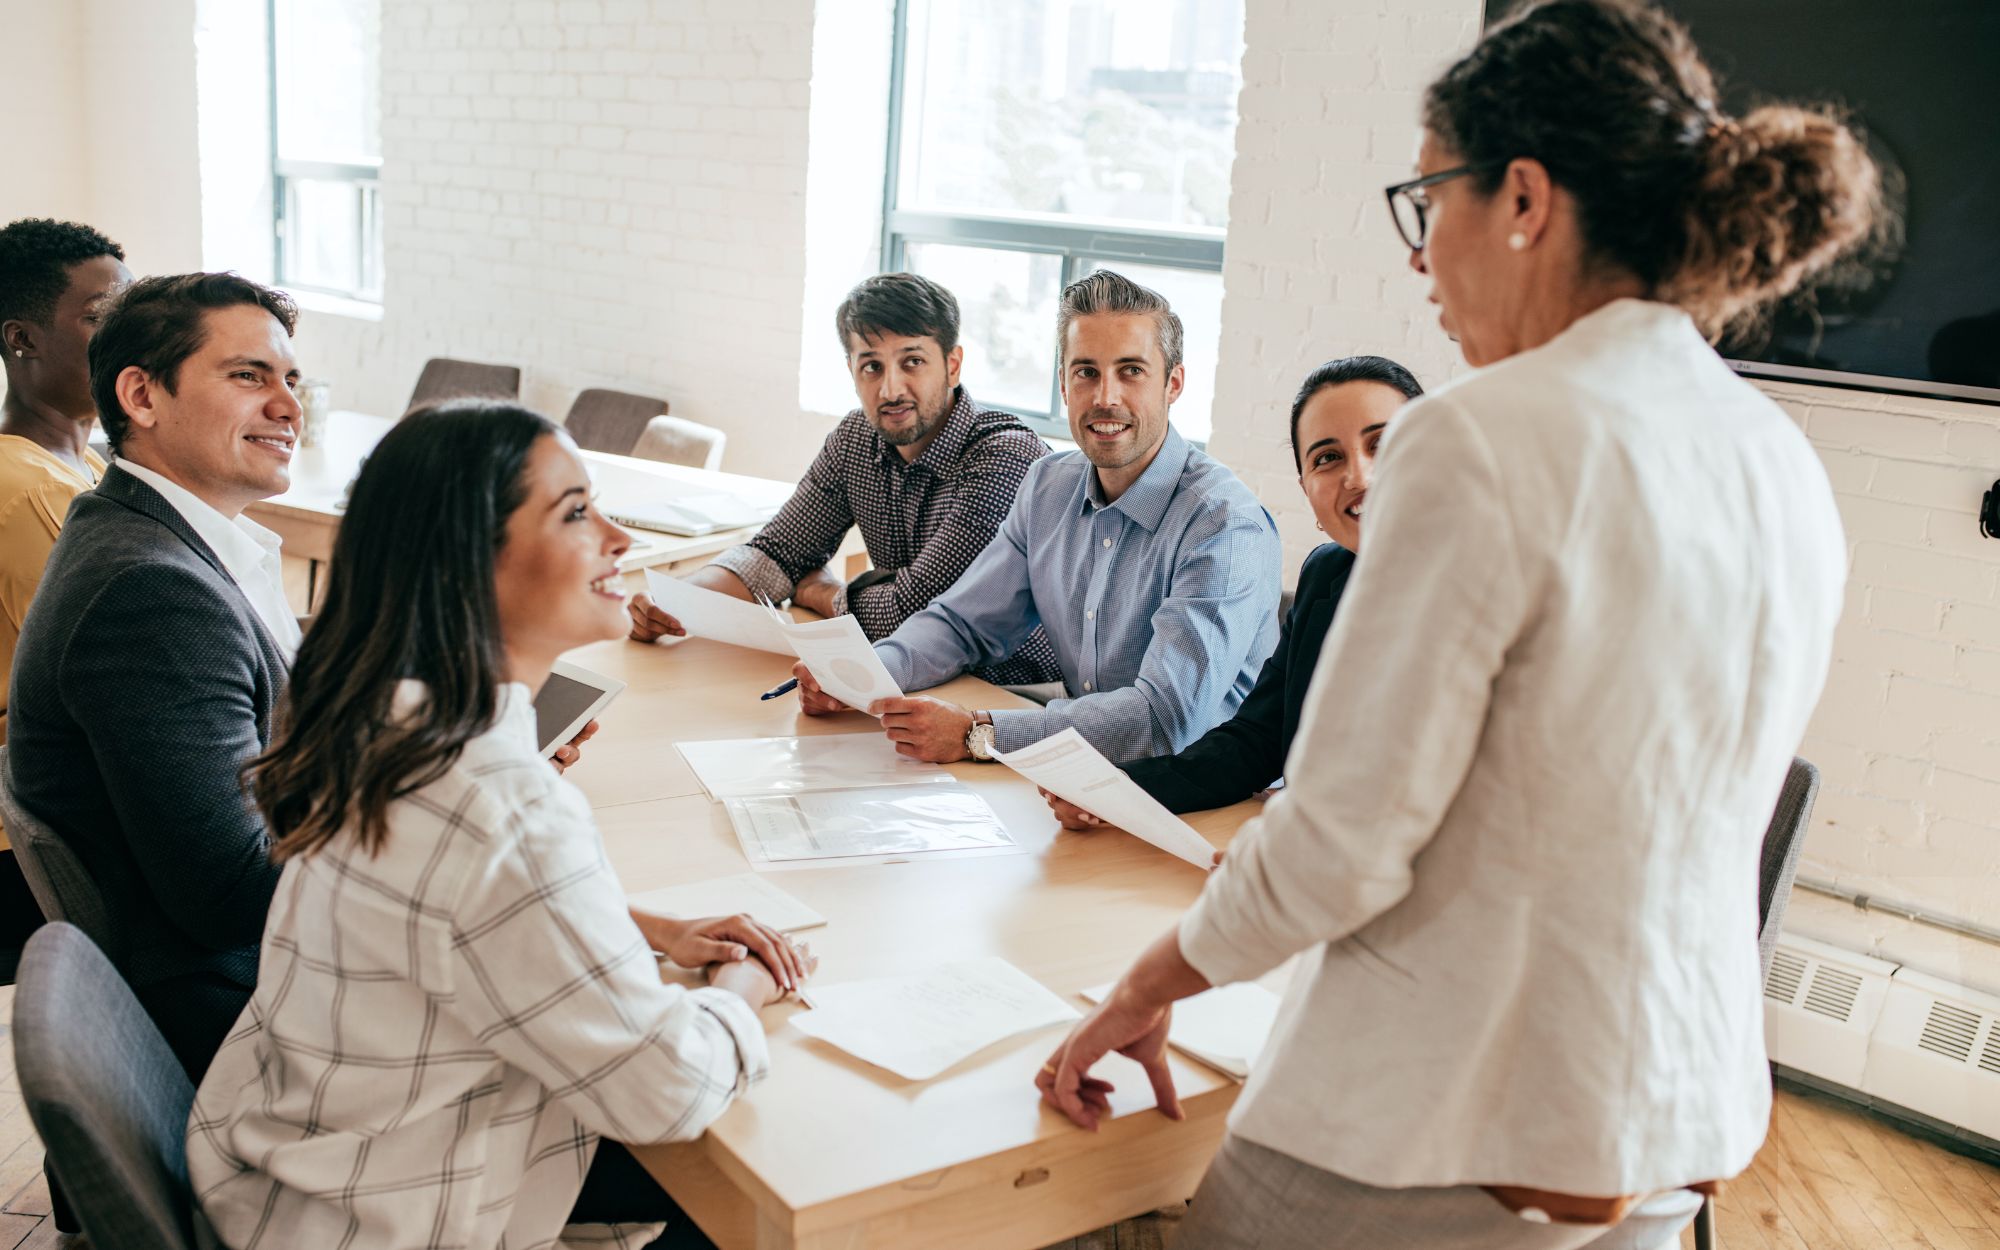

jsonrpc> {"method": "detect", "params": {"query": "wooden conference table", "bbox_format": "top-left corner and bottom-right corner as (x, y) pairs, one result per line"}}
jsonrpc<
(559, 619), (1268, 1250)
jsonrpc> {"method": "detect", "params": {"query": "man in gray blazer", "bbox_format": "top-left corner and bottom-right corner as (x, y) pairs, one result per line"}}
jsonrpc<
(7, 272), (304, 1081)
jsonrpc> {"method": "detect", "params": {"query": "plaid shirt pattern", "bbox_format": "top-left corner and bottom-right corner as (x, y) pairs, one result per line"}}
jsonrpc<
(709, 387), (1062, 686)
(187, 682), (768, 1250)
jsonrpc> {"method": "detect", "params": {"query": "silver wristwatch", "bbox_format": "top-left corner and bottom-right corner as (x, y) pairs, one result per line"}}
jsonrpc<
(964, 712), (998, 762)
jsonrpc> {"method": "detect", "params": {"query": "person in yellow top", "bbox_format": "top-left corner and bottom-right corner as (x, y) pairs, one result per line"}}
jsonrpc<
(1, 218), (130, 726)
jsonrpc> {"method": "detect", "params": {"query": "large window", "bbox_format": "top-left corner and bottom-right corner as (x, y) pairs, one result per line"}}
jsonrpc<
(883, 0), (1245, 443)
(269, 0), (382, 303)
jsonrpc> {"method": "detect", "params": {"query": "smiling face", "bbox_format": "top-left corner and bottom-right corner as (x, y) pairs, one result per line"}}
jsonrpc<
(493, 432), (633, 682)
(1294, 380), (1406, 553)
(115, 302), (303, 517)
(1060, 311), (1184, 492)
(847, 330), (962, 458)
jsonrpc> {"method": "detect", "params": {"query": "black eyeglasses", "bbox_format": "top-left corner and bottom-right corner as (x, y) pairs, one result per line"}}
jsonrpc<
(1383, 162), (1507, 252)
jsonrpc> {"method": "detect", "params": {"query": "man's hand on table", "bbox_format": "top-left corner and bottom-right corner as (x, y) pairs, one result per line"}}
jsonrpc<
(627, 565), (753, 643)
(549, 720), (598, 774)
(789, 566), (845, 618)
(875, 696), (974, 763)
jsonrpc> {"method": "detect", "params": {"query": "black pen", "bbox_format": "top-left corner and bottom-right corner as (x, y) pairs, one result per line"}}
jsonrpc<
(759, 677), (799, 701)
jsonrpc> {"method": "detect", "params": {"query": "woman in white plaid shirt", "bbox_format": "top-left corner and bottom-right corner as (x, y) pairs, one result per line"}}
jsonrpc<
(188, 401), (814, 1250)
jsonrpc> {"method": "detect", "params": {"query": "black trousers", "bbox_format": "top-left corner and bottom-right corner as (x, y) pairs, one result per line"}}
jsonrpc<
(568, 1141), (718, 1249)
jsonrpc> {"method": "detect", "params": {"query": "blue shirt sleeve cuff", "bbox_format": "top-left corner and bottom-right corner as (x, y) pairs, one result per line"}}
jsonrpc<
(989, 706), (1055, 753)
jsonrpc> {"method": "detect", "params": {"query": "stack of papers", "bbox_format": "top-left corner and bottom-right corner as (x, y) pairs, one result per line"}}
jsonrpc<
(677, 734), (949, 800)
(993, 728), (1219, 870)
(795, 957), (1080, 1080)
(1079, 981), (1282, 1080)
(642, 569), (904, 712)
(727, 783), (1018, 870)
(627, 872), (827, 933)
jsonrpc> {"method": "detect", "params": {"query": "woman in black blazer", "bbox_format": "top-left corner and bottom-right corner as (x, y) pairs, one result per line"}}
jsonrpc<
(1045, 355), (1424, 825)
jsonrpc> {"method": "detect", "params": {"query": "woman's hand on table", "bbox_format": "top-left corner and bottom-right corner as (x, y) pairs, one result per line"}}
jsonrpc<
(709, 940), (815, 1009)
(635, 909), (811, 992)
(1036, 985), (1180, 1132)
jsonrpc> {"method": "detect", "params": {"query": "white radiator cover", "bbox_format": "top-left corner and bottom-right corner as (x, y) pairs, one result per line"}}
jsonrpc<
(1764, 934), (2000, 1145)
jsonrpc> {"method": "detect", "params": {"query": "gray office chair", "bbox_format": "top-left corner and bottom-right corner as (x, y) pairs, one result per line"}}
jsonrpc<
(13, 922), (222, 1250)
(1691, 755), (1820, 1250)
(632, 414), (728, 472)
(0, 745), (122, 963)
(404, 357), (522, 415)
(564, 387), (670, 456)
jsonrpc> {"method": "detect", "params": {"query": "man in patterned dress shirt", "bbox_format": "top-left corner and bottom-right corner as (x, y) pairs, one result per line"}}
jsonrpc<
(627, 272), (1062, 685)
(793, 270), (1282, 767)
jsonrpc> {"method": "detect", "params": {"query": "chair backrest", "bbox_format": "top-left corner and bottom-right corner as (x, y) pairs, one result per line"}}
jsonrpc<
(631, 414), (727, 472)
(404, 357), (522, 416)
(13, 923), (217, 1250)
(0, 746), (122, 963)
(1756, 756), (1820, 978)
(565, 387), (670, 456)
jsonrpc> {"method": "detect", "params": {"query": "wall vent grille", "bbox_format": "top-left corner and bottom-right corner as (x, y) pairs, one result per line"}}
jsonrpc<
(1918, 1001), (1983, 1064)
(1803, 966), (1864, 1022)
(1766, 949), (1808, 1005)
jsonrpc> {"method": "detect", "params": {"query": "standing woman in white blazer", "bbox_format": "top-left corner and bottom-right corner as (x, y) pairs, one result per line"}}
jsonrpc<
(1036, 2), (1887, 1247)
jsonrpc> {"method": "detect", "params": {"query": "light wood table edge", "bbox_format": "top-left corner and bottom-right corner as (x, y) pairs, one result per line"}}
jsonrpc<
(637, 1082), (1236, 1250)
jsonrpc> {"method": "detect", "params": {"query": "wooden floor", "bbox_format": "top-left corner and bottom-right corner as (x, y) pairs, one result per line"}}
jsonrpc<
(2, 973), (1996, 1250)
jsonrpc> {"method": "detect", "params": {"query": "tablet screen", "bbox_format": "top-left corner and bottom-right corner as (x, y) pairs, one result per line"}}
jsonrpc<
(535, 670), (606, 753)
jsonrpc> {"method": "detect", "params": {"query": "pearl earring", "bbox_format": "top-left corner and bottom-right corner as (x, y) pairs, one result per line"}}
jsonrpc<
(11, 350), (20, 358)
(1507, 232), (1529, 252)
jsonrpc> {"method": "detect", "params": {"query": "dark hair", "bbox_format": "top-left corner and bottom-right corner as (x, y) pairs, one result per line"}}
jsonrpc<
(250, 401), (560, 862)
(1057, 269), (1184, 372)
(835, 272), (961, 355)
(1424, 0), (1884, 338)
(0, 218), (125, 328)
(1288, 356), (1424, 472)
(88, 272), (299, 454)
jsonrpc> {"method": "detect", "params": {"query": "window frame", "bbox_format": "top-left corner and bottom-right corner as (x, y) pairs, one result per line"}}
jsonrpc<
(879, 0), (1228, 444)
(267, 0), (385, 305)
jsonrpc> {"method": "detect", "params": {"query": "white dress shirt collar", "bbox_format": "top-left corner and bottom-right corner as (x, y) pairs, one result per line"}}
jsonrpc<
(115, 459), (303, 660)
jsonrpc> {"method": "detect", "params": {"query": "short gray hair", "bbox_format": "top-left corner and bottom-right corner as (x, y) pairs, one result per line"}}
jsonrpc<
(1056, 269), (1183, 373)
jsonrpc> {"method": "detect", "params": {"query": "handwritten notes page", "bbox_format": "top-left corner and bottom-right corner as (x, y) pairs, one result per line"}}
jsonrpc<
(1080, 981), (1282, 1080)
(676, 734), (946, 800)
(795, 957), (1081, 1080)
(992, 728), (1218, 870)
(626, 872), (827, 933)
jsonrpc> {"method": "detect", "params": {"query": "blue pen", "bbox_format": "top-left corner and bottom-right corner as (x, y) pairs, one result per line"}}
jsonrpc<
(759, 677), (799, 701)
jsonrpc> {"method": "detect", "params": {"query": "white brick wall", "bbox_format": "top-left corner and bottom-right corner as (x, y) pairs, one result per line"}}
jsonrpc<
(294, 0), (826, 481)
(1208, 0), (2000, 984)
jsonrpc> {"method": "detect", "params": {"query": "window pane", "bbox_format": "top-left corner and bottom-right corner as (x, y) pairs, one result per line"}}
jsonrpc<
(274, 0), (381, 165)
(285, 178), (382, 301)
(904, 242), (1063, 416)
(1088, 261), (1221, 445)
(898, 0), (1244, 230)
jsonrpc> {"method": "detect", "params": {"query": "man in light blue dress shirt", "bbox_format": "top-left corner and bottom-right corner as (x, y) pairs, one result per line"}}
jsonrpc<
(792, 270), (1281, 765)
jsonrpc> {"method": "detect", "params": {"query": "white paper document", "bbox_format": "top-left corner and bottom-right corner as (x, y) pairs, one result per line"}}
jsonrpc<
(775, 614), (905, 711)
(640, 571), (906, 712)
(795, 957), (1081, 1080)
(676, 734), (948, 800)
(992, 728), (1218, 870)
(1081, 981), (1281, 1080)
(627, 872), (827, 933)
(726, 783), (1018, 869)
(642, 568), (791, 654)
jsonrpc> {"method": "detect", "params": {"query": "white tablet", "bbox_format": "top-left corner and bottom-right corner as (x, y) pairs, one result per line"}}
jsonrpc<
(533, 660), (625, 759)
